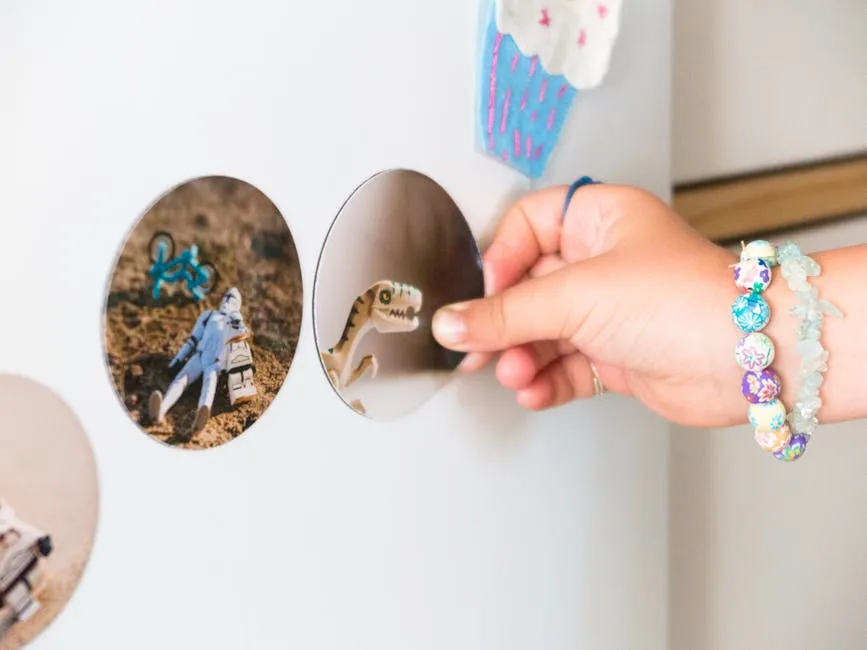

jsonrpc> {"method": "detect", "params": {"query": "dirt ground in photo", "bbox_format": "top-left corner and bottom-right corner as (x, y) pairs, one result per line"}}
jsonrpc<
(104, 176), (303, 449)
(0, 376), (99, 650)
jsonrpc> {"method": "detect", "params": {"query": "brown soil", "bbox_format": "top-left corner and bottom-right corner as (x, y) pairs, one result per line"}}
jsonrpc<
(104, 176), (303, 450)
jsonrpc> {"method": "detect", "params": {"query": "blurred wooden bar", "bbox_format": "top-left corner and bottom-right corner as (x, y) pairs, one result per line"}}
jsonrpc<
(673, 153), (867, 242)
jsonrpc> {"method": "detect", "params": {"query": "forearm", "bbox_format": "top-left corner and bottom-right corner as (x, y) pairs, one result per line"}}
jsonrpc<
(769, 244), (867, 425)
(720, 243), (867, 427)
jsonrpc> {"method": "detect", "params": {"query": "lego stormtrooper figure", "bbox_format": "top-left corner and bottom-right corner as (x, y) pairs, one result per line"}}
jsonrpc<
(149, 287), (257, 438)
(0, 500), (53, 632)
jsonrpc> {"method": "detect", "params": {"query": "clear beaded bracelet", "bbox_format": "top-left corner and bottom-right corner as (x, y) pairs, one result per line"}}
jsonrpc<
(732, 239), (841, 462)
(775, 241), (843, 438)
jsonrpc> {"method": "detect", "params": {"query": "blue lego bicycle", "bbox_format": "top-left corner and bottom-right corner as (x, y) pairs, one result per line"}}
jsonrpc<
(147, 231), (218, 302)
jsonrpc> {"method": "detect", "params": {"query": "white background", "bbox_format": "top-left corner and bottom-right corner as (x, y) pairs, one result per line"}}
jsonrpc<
(673, 0), (867, 183)
(1, 1), (671, 648)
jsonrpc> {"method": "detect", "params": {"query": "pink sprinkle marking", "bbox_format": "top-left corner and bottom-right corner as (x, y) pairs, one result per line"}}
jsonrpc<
(502, 150), (509, 161)
(520, 90), (529, 110)
(511, 53), (519, 73)
(531, 111), (538, 122)
(578, 29), (587, 47)
(539, 78), (548, 102)
(547, 108), (556, 130)
(514, 129), (521, 157)
(529, 56), (538, 78)
(598, 4), (608, 18)
(525, 135), (533, 159)
(558, 84), (568, 99)
(533, 145), (543, 161)
(500, 89), (511, 133)
(539, 8), (551, 27)
(487, 33), (502, 150)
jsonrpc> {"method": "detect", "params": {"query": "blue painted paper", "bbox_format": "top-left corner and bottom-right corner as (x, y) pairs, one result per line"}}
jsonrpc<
(477, 0), (578, 179)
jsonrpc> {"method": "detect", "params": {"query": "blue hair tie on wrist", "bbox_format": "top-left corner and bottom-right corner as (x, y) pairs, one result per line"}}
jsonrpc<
(563, 176), (602, 218)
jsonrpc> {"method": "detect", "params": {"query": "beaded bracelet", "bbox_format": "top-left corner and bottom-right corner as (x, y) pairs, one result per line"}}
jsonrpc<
(733, 239), (841, 462)
(732, 242), (798, 460)
(775, 241), (843, 438)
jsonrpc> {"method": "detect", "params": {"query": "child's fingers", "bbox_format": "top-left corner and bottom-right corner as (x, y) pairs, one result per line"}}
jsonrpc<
(516, 356), (630, 409)
(528, 254), (568, 278)
(432, 257), (607, 353)
(496, 343), (557, 390)
(495, 340), (577, 390)
(457, 351), (495, 373)
(482, 186), (572, 293)
(459, 257), (566, 375)
(515, 351), (599, 409)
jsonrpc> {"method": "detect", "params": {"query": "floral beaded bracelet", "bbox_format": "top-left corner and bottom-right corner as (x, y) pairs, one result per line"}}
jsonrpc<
(732, 240), (842, 462)
(732, 243), (798, 460)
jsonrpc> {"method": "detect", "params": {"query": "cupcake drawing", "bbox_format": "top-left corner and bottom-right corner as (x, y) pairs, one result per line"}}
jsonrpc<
(477, 0), (622, 178)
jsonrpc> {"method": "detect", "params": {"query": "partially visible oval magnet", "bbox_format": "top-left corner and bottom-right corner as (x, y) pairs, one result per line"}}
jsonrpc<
(0, 374), (99, 648)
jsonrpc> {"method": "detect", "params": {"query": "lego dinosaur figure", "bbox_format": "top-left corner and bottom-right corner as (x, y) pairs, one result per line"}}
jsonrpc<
(321, 280), (422, 414)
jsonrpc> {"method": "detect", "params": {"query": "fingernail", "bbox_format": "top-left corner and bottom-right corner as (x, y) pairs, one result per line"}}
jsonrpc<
(482, 262), (494, 296)
(458, 352), (486, 372)
(432, 307), (468, 345)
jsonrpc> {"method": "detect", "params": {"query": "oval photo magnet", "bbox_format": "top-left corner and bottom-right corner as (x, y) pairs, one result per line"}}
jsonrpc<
(103, 175), (303, 450)
(0, 374), (99, 650)
(314, 169), (485, 421)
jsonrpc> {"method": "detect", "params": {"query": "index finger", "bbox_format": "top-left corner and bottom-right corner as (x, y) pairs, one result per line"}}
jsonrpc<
(482, 185), (569, 294)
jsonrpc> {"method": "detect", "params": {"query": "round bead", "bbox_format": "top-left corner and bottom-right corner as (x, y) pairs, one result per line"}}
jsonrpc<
(741, 368), (782, 404)
(748, 399), (787, 431)
(774, 434), (809, 462)
(741, 239), (777, 267)
(735, 333), (776, 371)
(755, 423), (792, 453)
(731, 293), (771, 332)
(733, 258), (772, 294)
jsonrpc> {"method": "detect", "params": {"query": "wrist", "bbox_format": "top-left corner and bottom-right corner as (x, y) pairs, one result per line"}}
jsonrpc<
(710, 251), (754, 427)
(721, 243), (863, 431)
(792, 245), (866, 424)
(709, 244), (808, 429)
(756, 265), (801, 426)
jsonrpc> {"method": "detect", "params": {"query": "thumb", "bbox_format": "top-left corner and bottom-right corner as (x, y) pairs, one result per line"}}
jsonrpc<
(432, 261), (598, 352)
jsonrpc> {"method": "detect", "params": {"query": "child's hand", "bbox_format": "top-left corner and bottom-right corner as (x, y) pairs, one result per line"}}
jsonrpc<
(432, 184), (746, 428)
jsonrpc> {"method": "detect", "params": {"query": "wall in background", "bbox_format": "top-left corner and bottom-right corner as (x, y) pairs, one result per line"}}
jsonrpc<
(669, 215), (867, 650)
(1, 1), (673, 648)
(673, 1), (867, 184)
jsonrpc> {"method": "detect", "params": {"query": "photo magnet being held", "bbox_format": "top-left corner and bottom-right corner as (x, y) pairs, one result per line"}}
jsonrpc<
(314, 169), (485, 422)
